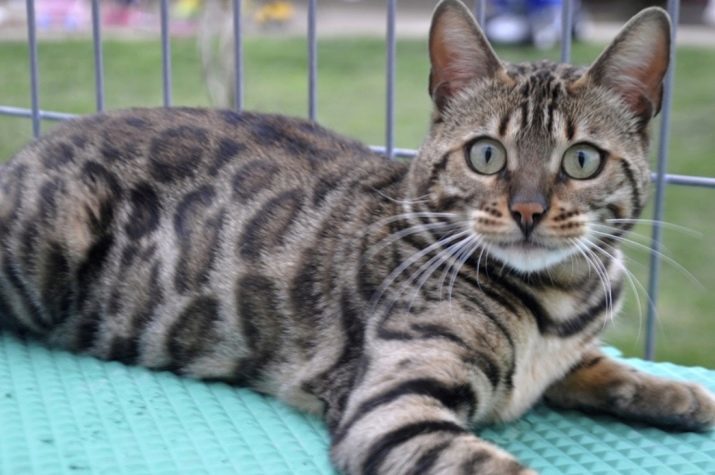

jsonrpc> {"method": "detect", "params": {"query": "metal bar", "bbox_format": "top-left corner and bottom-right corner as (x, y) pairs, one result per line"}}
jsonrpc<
(472, 0), (486, 26)
(160, 0), (172, 106)
(0, 106), (77, 121)
(385, 0), (396, 159)
(25, 0), (40, 137)
(560, 0), (573, 63)
(91, 0), (105, 112)
(232, 0), (244, 111)
(369, 145), (419, 159)
(644, 0), (679, 361)
(308, 0), (318, 121)
(658, 173), (715, 188)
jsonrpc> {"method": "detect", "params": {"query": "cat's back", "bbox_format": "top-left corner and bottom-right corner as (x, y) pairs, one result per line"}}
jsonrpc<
(1, 107), (398, 232)
(4, 107), (382, 194)
(0, 108), (407, 386)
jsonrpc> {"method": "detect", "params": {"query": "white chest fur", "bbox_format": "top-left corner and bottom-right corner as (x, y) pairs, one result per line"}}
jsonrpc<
(497, 334), (586, 421)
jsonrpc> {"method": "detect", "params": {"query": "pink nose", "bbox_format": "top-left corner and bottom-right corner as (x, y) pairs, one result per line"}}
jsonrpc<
(510, 202), (546, 237)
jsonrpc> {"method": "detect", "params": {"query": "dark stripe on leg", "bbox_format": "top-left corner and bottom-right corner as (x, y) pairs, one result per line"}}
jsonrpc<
(406, 439), (453, 475)
(41, 242), (73, 326)
(460, 449), (524, 475)
(362, 420), (467, 475)
(2, 258), (48, 331)
(73, 235), (114, 351)
(108, 262), (164, 364)
(166, 295), (220, 372)
(0, 290), (29, 335)
(334, 378), (476, 445)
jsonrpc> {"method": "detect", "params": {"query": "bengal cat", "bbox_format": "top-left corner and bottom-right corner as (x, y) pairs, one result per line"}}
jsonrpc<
(0, 1), (713, 473)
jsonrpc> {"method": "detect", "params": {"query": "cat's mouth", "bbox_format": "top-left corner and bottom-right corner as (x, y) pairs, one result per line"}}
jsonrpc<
(500, 240), (551, 251)
(483, 238), (578, 273)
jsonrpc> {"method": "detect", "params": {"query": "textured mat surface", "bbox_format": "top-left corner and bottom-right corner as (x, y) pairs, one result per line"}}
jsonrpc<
(1, 333), (714, 475)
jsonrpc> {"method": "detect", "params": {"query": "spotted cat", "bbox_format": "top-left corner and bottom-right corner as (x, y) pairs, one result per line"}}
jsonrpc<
(1, 1), (713, 474)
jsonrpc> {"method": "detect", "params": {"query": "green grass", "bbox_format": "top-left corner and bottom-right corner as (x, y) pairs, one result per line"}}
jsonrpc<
(1, 37), (714, 367)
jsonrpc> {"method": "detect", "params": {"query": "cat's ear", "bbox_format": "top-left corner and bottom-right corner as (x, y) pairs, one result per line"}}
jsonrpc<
(428, 0), (506, 111)
(579, 7), (671, 122)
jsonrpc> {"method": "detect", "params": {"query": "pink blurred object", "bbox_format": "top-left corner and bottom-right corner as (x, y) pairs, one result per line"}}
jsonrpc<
(105, 1), (148, 27)
(36, 0), (89, 30)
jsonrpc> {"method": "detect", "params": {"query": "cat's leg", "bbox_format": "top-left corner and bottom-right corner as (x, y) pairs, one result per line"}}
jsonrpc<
(329, 347), (534, 475)
(545, 346), (715, 431)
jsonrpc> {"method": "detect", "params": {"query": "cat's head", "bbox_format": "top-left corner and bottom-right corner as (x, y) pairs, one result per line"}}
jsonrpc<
(408, 0), (670, 274)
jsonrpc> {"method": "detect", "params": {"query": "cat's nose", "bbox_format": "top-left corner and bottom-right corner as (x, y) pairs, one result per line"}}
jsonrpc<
(510, 201), (546, 237)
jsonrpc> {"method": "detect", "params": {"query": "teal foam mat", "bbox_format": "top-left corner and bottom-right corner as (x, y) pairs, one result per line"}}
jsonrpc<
(1, 333), (714, 474)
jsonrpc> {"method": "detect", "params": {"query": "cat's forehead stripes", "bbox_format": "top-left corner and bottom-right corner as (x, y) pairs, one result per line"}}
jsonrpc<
(487, 61), (584, 151)
(506, 61), (581, 138)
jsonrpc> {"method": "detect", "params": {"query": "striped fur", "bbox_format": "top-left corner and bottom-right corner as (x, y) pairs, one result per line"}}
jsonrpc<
(0, 2), (713, 473)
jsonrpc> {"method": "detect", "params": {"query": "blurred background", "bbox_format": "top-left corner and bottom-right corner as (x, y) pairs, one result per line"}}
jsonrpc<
(0, 0), (714, 367)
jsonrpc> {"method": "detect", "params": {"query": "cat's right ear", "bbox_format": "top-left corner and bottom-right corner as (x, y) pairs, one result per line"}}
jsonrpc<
(576, 7), (671, 124)
(429, 0), (506, 112)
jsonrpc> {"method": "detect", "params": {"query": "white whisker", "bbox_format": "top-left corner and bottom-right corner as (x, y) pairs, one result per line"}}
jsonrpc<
(368, 188), (431, 206)
(364, 221), (462, 261)
(594, 223), (674, 254)
(404, 234), (476, 313)
(605, 218), (701, 237)
(589, 229), (704, 290)
(366, 211), (458, 231)
(584, 237), (655, 342)
(437, 234), (478, 298)
(447, 236), (482, 307)
(370, 229), (472, 310)
(571, 238), (614, 326)
(475, 244), (489, 290)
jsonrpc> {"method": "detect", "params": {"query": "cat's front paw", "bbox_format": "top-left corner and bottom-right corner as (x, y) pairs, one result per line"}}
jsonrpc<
(611, 377), (715, 432)
(670, 382), (715, 431)
(357, 431), (537, 475)
(433, 435), (537, 475)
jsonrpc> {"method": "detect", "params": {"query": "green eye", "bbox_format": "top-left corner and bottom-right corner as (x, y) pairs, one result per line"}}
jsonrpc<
(466, 138), (507, 175)
(562, 144), (603, 179)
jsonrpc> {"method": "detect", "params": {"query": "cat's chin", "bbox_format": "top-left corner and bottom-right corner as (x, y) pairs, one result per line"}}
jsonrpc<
(485, 242), (577, 274)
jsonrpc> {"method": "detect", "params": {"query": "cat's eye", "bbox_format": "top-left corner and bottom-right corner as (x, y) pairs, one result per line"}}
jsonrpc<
(466, 138), (507, 175)
(561, 144), (603, 180)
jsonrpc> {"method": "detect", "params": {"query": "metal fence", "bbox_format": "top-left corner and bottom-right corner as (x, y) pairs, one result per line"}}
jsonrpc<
(1, 0), (714, 360)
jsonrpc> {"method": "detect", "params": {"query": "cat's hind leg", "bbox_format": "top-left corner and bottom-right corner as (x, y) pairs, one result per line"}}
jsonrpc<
(545, 346), (715, 432)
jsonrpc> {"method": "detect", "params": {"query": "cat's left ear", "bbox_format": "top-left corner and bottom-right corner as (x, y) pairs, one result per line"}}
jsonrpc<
(578, 7), (671, 123)
(428, 0), (507, 111)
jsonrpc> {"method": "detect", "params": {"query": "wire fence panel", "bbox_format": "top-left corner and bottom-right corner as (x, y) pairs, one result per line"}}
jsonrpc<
(1, 0), (713, 360)
(90, 0), (105, 112)
(24, 0), (40, 137)
(232, 0), (244, 111)
(385, 0), (397, 160)
(560, 0), (573, 62)
(160, 0), (172, 106)
(645, 0), (681, 360)
(308, 0), (318, 121)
